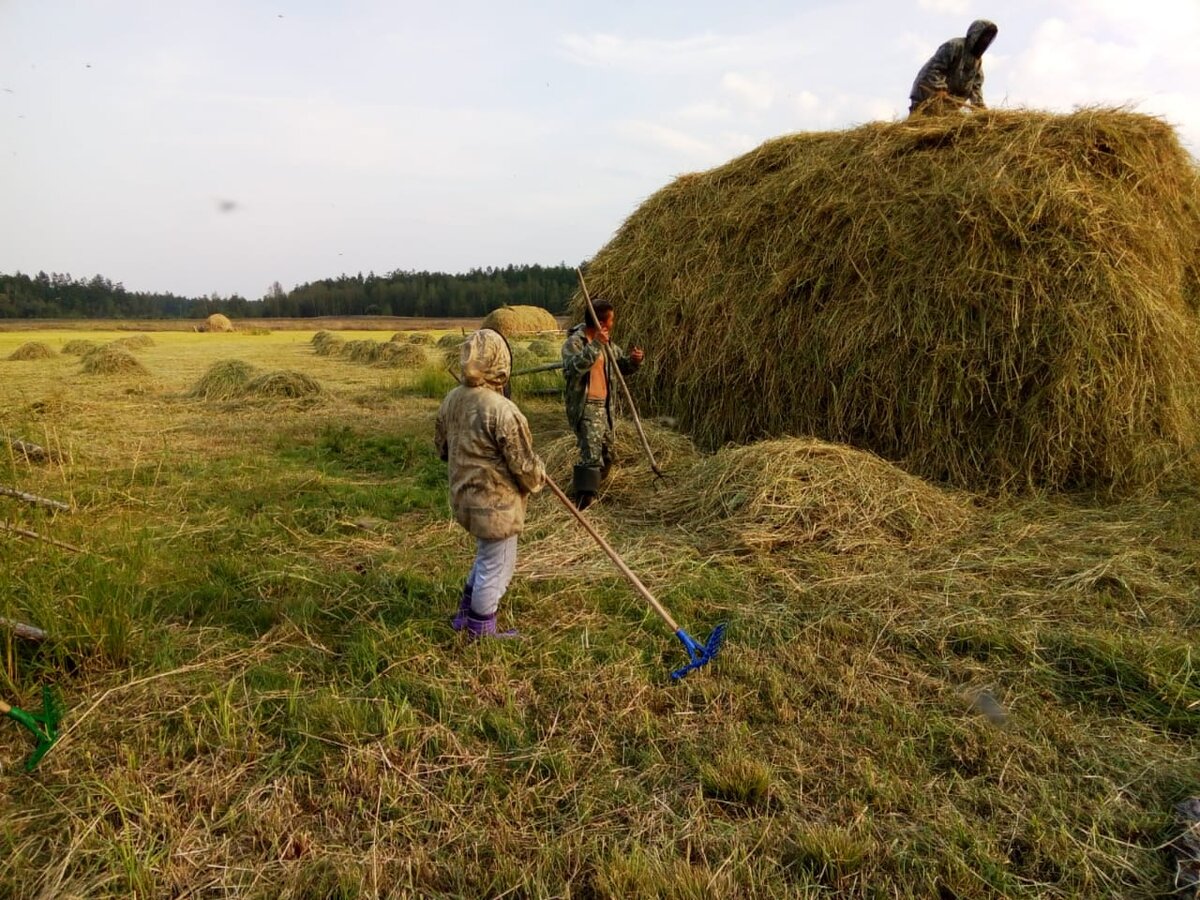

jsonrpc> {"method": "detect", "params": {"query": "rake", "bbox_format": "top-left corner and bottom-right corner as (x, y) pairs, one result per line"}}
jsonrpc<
(544, 476), (726, 680)
(0, 686), (61, 772)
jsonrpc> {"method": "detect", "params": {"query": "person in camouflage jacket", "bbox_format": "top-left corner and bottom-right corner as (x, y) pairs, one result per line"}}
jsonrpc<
(560, 298), (643, 510)
(909, 19), (998, 115)
(435, 328), (546, 638)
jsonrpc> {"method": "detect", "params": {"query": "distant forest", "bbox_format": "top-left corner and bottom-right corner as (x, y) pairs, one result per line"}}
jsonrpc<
(0, 264), (579, 319)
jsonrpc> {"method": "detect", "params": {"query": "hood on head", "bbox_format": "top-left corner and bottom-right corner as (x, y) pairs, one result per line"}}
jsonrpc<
(460, 328), (511, 388)
(966, 19), (997, 56)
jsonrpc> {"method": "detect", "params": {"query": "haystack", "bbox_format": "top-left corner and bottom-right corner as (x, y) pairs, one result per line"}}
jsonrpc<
(61, 339), (98, 356)
(437, 332), (466, 349)
(8, 342), (55, 361)
(199, 313), (234, 333)
(580, 109), (1200, 492)
(241, 371), (323, 399)
(376, 342), (427, 368)
(80, 346), (147, 375)
(480, 305), (558, 337)
(189, 359), (258, 400)
(111, 335), (156, 351)
(311, 331), (345, 356)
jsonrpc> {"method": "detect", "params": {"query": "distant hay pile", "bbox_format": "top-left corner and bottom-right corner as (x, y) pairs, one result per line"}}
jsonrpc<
(580, 109), (1200, 492)
(111, 335), (155, 351)
(392, 332), (432, 345)
(334, 338), (426, 368)
(8, 341), (55, 361)
(189, 359), (258, 400)
(480, 305), (559, 337)
(311, 331), (345, 356)
(199, 313), (234, 333)
(377, 342), (427, 367)
(241, 371), (323, 399)
(80, 345), (147, 375)
(61, 339), (98, 356)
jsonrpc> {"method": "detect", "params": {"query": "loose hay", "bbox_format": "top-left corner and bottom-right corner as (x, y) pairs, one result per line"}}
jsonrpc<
(61, 339), (99, 356)
(376, 342), (427, 368)
(580, 108), (1200, 493)
(241, 371), (323, 399)
(199, 313), (234, 333)
(110, 335), (156, 351)
(80, 346), (148, 376)
(7, 341), (55, 361)
(480, 305), (559, 337)
(437, 332), (466, 349)
(189, 359), (259, 400)
(311, 331), (345, 356)
(392, 332), (432, 345)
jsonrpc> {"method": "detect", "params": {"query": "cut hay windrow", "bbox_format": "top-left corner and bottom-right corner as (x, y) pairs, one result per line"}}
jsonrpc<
(61, 339), (98, 356)
(189, 359), (259, 400)
(579, 108), (1200, 493)
(480, 305), (559, 337)
(241, 371), (323, 399)
(80, 345), (148, 376)
(111, 335), (155, 351)
(7, 342), (55, 361)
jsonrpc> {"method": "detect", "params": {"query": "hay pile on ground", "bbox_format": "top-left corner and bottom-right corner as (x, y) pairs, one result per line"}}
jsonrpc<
(189, 359), (259, 400)
(580, 108), (1200, 492)
(80, 346), (147, 376)
(199, 313), (234, 333)
(7, 342), (55, 361)
(392, 332), (431, 345)
(61, 339), (98, 356)
(241, 371), (323, 399)
(311, 331), (345, 356)
(437, 332), (465, 349)
(480, 305), (559, 337)
(111, 335), (156, 351)
(376, 342), (427, 368)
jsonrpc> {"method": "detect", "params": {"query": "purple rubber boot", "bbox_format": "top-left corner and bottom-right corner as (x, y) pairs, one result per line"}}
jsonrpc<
(451, 581), (473, 632)
(465, 611), (518, 640)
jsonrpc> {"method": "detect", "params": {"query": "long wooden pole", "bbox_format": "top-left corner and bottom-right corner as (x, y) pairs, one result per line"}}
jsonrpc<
(543, 476), (679, 631)
(575, 268), (663, 478)
(0, 522), (83, 553)
(0, 486), (70, 512)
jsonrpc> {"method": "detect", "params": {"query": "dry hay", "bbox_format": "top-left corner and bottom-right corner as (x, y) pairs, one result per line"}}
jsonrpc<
(199, 313), (234, 333)
(311, 331), (345, 356)
(189, 359), (259, 400)
(341, 340), (384, 364)
(526, 338), (556, 359)
(376, 342), (427, 368)
(7, 341), (55, 361)
(437, 332), (466, 349)
(61, 339), (99, 356)
(579, 108), (1200, 493)
(479, 305), (558, 337)
(241, 371), (323, 399)
(80, 345), (148, 376)
(391, 332), (432, 345)
(110, 334), (156, 351)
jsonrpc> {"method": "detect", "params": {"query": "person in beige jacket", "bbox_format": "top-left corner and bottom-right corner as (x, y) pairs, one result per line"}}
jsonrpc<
(435, 328), (546, 638)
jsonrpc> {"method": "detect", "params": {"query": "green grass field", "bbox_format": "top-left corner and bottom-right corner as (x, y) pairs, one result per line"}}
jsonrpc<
(0, 326), (1197, 898)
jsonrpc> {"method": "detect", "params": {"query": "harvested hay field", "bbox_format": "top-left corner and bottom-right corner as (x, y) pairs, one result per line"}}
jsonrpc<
(198, 313), (234, 333)
(7, 341), (55, 361)
(111, 334), (156, 351)
(581, 108), (1200, 493)
(241, 371), (323, 399)
(80, 345), (148, 375)
(479, 305), (559, 337)
(189, 359), (258, 400)
(61, 339), (99, 356)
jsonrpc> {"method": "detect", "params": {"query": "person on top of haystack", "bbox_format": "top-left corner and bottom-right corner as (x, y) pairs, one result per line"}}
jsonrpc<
(435, 328), (546, 639)
(909, 19), (998, 115)
(561, 298), (644, 511)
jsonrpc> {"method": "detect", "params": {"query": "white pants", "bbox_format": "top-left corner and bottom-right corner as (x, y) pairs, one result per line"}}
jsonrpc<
(467, 534), (518, 616)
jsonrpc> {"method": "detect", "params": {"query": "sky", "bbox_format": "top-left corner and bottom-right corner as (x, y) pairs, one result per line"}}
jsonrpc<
(1, 0), (1198, 300)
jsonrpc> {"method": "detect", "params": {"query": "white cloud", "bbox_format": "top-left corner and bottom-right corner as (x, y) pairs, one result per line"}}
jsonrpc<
(615, 120), (718, 161)
(558, 32), (743, 74)
(918, 0), (970, 14)
(676, 101), (732, 121)
(721, 72), (776, 111)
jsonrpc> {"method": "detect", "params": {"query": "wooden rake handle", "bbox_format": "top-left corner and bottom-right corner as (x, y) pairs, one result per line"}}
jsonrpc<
(542, 476), (680, 632)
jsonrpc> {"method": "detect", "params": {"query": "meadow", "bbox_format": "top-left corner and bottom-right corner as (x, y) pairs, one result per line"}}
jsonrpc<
(0, 324), (1197, 898)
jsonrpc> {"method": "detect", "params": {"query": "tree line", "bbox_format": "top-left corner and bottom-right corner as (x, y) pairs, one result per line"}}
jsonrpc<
(0, 264), (579, 319)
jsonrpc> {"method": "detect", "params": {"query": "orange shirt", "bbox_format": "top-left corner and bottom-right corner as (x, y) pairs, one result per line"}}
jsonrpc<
(586, 350), (608, 400)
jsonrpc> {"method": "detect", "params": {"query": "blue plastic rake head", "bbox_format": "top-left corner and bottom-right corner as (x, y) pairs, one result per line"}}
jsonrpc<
(670, 623), (728, 681)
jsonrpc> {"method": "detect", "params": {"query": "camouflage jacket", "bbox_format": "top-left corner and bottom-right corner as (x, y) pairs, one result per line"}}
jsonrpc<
(435, 330), (545, 540)
(910, 19), (997, 109)
(561, 323), (641, 431)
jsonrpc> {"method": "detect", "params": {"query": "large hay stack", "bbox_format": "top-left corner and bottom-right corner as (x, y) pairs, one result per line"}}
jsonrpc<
(480, 305), (559, 337)
(582, 109), (1200, 492)
(199, 313), (234, 333)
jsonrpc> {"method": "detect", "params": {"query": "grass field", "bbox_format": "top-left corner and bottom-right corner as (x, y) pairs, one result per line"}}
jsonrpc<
(0, 325), (1197, 898)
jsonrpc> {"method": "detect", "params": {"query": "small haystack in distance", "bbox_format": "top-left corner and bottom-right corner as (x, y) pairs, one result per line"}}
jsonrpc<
(377, 342), (427, 368)
(436, 332), (465, 350)
(80, 346), (147, 376)
(111, 335), (156, 351)
(199, 313), (234, 333)
(189, 359), (259, 400)
(7, 342), (55, 361)
(480, 305), (559, 337)
(241, 371), (323, 399)
(581, 109), (1200, 492)
(311, 331), (345, 356)
(61, 339), (98, 356)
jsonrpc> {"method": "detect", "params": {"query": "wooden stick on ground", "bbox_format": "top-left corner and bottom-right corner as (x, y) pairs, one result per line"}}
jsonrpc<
(0, 485), (71, 512)
(0, 522), (83, 553)
(0, 617), (47, 642)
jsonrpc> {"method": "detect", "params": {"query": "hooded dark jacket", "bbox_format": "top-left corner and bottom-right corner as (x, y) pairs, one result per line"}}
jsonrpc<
(909, 19), (998, 112)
